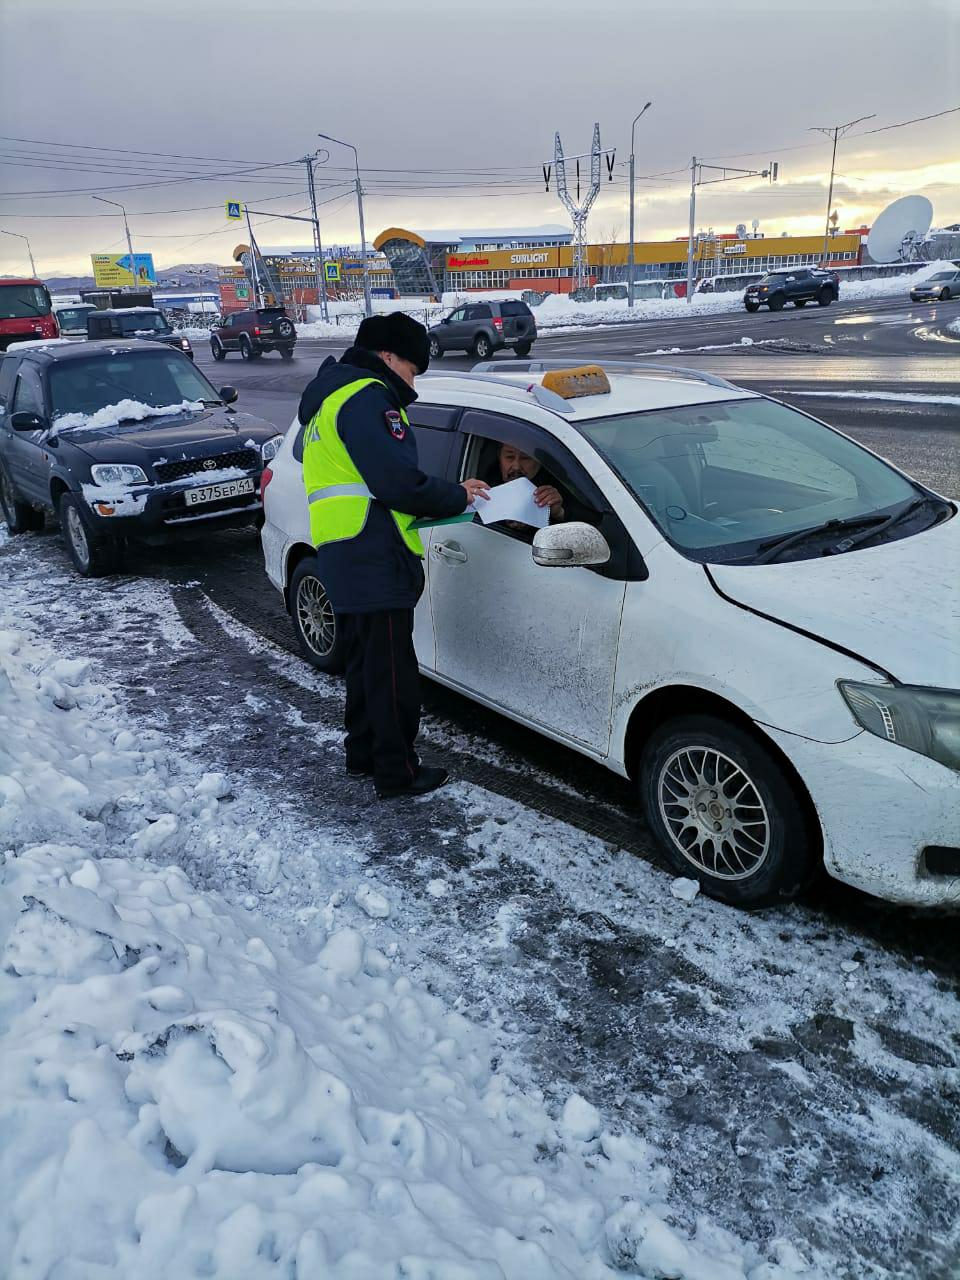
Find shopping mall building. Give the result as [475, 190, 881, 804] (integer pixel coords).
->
[219, 223, 866, 311]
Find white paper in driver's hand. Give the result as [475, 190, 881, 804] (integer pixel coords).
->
[475, 476, 549, 528]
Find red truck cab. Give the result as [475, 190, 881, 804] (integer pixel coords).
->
[0, 279, 59, 350]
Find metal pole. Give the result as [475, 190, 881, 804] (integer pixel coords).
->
[0, 229, 37, 276]
[93, 196, 136, 291]
[685, 156, 697, 305]
[318, 133, 373, 317]
[822, 127, 839, 267]
[244, 205, 262, 307]
[627, 102, 651, 309]
[304, 156, 329, 323]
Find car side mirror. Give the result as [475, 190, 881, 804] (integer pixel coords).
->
[441, 317, 450, 324]
[10, 411, 46, 431]
[532, 521, 610, 568]
[218, 386, 239, 404]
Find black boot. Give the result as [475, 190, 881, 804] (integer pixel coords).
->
[376, 765, 449, 800]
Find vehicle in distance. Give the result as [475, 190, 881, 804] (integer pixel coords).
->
[0, 279, 59, 351]
[86, 308, 193, 360]
[210, 307, 297, 361]
[910, 268, 960, 302]
[428, 299, 536, 361]
[0, 339, 284, 576]
[53, 301, 97, 337]
[261, 360, 959, 911]
[744, 268, 840, 312]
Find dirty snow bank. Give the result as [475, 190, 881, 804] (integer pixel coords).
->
[0, 628, 813, 1278]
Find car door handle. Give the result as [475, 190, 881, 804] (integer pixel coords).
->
[432, 541, 468, 564]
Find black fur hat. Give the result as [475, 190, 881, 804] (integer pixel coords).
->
[355, 312, 430, 374]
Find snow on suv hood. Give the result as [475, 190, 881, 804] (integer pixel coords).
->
[710, 513, 960, 686]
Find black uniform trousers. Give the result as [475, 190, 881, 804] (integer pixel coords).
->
[340, 608, 421, 790]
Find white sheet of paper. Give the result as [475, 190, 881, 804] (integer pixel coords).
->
[475, 476, 549, 528]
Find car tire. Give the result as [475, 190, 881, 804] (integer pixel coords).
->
[515, 341, 532, 357]
[0, 463, 44, 534]
[211, 338, 226, 361]
[289, 557, 344, 673]
[639, 713, 818, 908]
[276, 319, 295, 340]
[942, 288, 951, 300]
[239, 336, 260, 361]
[59, 491, 121, 578]
[279, 347, 295, 361]
[428, 337, 443, 359]
[744, 302, 760, 313]
[794, 299, 807, 308]
[473, 333, 493, 360]
[817, 288, 834, 307]
[767, 295, 785, 312]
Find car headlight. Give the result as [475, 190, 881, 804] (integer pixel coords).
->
[261, 434, 285, 462]
[839, 681, 960, 772]
[90, 463, 149, 487]
[180, 338, 191, 350]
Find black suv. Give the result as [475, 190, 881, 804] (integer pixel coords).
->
[0, 340, 283, 577]
[211, 307, 297, 361]
[87, 308, 194, 359]
[744, 268, 839, 312]
[428, 299, 536, 360]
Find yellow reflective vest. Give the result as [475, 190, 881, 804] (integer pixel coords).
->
[301, 377, 425, 558]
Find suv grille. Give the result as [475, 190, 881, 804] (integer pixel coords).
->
[154, 447, 260, 483]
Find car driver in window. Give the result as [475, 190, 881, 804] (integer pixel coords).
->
[483, 442, 566, 529]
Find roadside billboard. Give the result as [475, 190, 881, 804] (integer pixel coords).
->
[90, 253, 157, 288]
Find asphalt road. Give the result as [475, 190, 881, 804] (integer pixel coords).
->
[196, 292, 960, 495]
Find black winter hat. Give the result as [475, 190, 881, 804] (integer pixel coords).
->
[355, 312, 430, 374]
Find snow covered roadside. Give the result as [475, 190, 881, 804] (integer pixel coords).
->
[0, 627, 813, 1278]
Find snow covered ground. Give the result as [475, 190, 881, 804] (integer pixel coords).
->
[2, 526, 958, 1279]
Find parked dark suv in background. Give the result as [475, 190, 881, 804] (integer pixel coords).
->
[211, 307, 297, 361]
[744, 268, 839, 312]
[87, 308, 194, 359]
[428, 299, 536, 360]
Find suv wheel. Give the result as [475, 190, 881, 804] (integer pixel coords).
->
[239, 335, 260, 361]
[59, 491, 120, 578]
[279, 347, 295, 361]
[211, 337, 226, 361]
[290, 558, 344, 673]
[0, 464, 44, 534]
[473, 333, 493, 359]
[639, 714, 817, 908]
[514, 341, 532, 358]
[767, 295, 785, 312]
[744, 301, 760, 313]
[817, 288, 834, 307]
[276, 318, 295, 340]
[428, 337, 443, 359]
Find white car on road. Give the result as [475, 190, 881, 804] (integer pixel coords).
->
[261, 361, 960, 909]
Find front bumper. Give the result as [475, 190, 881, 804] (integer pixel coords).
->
[765, 724, 960, 906]
[81, 471, 263, 540]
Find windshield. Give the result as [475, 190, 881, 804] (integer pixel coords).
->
[55, 306, 95, 332]
[760, 274, 787, 285]
[116, 312, 170, 334]
[578, 398, 920, 564]
[0, 283, 51, 320]
[49, 350, 220, 421]
[928, 271, 957, 282]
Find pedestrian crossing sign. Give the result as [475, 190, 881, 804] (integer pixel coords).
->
[225, 200, 242, 220]
[324, 262, 341, 282]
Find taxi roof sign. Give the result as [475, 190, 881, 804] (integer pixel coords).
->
[541, 365, 611, 400]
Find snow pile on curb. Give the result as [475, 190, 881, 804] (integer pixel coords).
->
[0, 628, 815, 1278]
[51, 399, 203, 436]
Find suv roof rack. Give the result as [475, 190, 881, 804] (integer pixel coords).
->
[471, 358, 741, 392]
[419, 370, 575, 414]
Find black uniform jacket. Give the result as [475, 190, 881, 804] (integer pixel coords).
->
[297, 348, 467, 613]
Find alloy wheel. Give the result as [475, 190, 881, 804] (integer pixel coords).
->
[65, 503, 91, 571]
[0, 469, 15, 522]
[297, 575, 336, 656]
[657, 746, 771, 880]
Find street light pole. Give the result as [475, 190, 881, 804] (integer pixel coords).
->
[0, 229, 37, 277]
[318, 132, 373, 318]
[685, 156, 698, 305]
[303, 153, 330, 323]
[627, 101, 652, 308]
[810, 115, 875, 266]
[93, 196, 136, 288]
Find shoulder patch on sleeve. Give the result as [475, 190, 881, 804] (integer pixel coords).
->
[385, 409, 406, 440]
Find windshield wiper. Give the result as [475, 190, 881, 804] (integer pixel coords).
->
[755, 513, 889, 564]
[824, 495, 946, 554]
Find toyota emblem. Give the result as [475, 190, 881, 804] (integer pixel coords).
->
[202, 458, 217, 470]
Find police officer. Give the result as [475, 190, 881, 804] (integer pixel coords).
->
[298, 313, 489, 799]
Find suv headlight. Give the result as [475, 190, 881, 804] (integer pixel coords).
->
[839, 681, 960, 772]
[90, 463, 149, 487]
[180, 338, 191, 350]
[261, 434, 285, 462]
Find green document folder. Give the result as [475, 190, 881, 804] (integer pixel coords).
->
[410, 512, 477, 531]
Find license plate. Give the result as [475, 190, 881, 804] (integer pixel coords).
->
[184, 477, 255, 506]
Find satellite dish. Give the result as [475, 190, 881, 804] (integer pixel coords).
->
[735, 223, 747, 238]
[866, 195, 933, 263]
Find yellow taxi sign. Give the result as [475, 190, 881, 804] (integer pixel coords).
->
[541, 365, 611, 399]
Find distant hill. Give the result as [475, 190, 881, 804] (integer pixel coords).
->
[42, 263, 220, 293]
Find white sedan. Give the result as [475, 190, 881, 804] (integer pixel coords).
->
[261, 361, 960, 909]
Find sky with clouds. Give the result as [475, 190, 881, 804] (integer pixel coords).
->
[0, 0, 957, 276]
